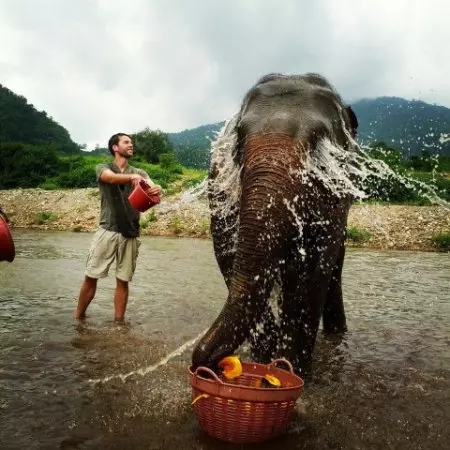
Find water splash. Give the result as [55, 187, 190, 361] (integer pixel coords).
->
[178, 116, 241, 207]
[180, 178, 208, 204]
[88, 328, 208, 384]
[207, 114, 242, 215]
[188, 115, 243, 259]
[439, 133, 450, 145]
[206, 108, 449, 218]
[135, 122, 235, 217]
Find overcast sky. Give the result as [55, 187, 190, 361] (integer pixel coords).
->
[1, 0, 448, 149]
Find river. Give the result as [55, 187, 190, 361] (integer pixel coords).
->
[0, 230, 449, 449]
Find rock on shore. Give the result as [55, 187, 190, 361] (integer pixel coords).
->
[0, 188, 448, 252]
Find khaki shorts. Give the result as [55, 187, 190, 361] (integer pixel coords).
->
[85, 228, 141, 282]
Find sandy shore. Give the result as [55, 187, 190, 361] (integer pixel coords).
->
[1, 188, 449, 252]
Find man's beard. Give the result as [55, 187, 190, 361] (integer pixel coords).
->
[120, 150, 132, 159]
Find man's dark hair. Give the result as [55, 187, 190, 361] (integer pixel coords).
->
[108, 133, 132, 156]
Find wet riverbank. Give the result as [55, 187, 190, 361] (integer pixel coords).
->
[0, 188, 449, 251]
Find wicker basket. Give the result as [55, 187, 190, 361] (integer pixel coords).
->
[189, 359, 304, 444]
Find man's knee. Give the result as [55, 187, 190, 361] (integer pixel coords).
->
[84, 275, 98, 285]
[116, 277, 129, 286]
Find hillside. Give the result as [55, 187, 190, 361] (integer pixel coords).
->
[168, 97, 450, 169]
[2, 81, 449, 169]
[0, 84, 80, 153]
[168, 122, 224, 168]
[352, 97, 450, 157]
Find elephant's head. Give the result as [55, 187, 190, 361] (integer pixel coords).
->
[192, 73, 358, 373]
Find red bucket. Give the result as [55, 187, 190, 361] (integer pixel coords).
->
[128, 180, 160, 212]
[0, 208, 15, 262]
[189, 359, 304, 444]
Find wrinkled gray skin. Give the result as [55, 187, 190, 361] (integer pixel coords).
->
[192, 73, 358, 378]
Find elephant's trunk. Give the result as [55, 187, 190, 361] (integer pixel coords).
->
[192, 133, 306, 369]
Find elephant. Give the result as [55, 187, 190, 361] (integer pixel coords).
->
[192, 73, 359, 378]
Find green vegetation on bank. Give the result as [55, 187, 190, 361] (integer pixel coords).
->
[362, 143, 450, 204]
[34, 211, 58, 225]
[430, 233, 450, 252]
[0, 137, 205, 191]
[347, 226, 372, 243]
[1, 139, 448, 206]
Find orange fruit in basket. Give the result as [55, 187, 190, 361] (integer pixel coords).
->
[218, 355, 242, 379]
[263, 374, 281, 387]
[254, 374, 282, 388]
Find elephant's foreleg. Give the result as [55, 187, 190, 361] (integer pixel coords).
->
[279, 248, 336, 378]
[322, 243, 347, 333]
[192, 272, 276, 369]
[248, 285, 280, 364]
[277, 282, 320, 376]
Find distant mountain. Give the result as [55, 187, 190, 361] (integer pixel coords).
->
[89, 146, 109, 156]
[0, 84, 80, 153]
[3, 81, 448, 167]
[168, 122, 225, 168]
[168, 97, 450, 168]
[351, 97, 450, 157]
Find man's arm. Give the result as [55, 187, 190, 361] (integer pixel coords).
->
[96, 164, 144, 186]
[99, 168, 143, 185]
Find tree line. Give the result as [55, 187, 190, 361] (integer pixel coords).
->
[0, 132, 183, 190]
[364, 142, 450, 203]
[0, 82, 448, 203]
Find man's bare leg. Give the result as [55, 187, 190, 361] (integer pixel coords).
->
[114, 278, 129, 321]
[74, 276, 98, 319]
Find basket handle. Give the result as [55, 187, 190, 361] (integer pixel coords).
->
[269, 358, 294, 373]
[194, 367, 224, 384]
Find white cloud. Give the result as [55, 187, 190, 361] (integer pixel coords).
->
[0, 0, 449, 149]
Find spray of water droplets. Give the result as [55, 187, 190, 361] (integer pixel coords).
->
[88, 328, 207, 384]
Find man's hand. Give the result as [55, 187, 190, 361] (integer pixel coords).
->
[129, 174, 161, 196]
[146, 184, 162, 197]
[129, 174, 146, 187]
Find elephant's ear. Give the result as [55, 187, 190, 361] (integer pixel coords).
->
[345, 106, 358, 138]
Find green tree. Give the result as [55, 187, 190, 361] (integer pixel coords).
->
[368, 142, 405, 170]
[131, 128, 174, 164]
[158, 152, 182, 173]
[0, 142, 60, 188]
[408, 151, 439, 172]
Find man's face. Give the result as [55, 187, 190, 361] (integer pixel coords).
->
[113, 135, 134, 158]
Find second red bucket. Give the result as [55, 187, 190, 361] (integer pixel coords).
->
[0, 208, 15, 262]
[128, 180, 160, 212]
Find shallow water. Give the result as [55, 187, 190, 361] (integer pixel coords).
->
[0, 230, 449, 449]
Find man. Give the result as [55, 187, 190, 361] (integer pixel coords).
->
[74, 133, 162, 320]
